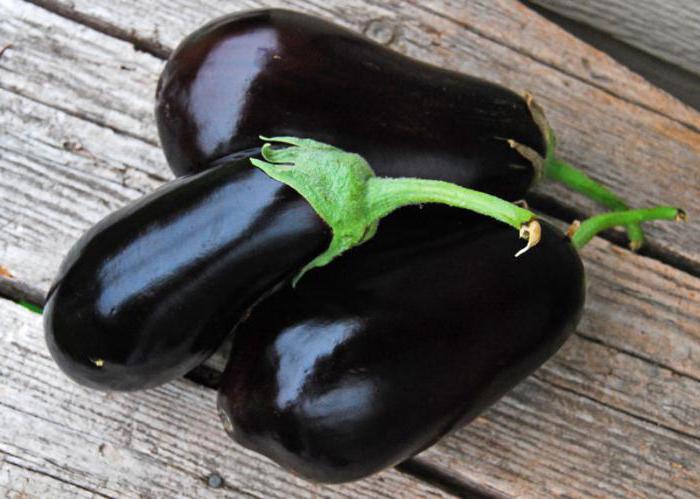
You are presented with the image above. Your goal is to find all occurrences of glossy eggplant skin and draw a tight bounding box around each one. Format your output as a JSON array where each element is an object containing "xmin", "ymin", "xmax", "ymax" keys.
[
  {"xmin": 217, "ymin": 219, "xmax": 585, "ymax": 483},
  {"xmin": 44, "ymin": 160, "xmax": 329, "ymax": 391},
  {"xmin": 156, "ymin": 8, "xmax": 544, "ymax": 205}
]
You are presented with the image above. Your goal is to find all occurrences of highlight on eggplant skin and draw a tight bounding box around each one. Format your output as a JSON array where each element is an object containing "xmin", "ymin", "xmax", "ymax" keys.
[
  {"xmin": 217, "ymin": 217, "xmax": 585, "ymax": 483},
  {"xmin": 156, "ymin": 8, "xmax": 545, "ymax": 205}
]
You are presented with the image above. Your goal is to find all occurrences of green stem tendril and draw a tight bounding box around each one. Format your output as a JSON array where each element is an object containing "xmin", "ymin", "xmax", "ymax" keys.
[
  {"xmin": 569, "ymin": 207, "xmax": 685, "ymax": 249},
  {"xmin": 509, "ymin": 93, "xmax": 645, "ymax": 250},
  {"xmin": 251, "ymin": 136, "xmax": 540, "ymax": 286}
]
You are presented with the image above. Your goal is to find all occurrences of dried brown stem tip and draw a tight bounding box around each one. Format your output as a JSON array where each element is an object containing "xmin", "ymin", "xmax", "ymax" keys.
[{"xmin": 516, "ymin": 220, "xmax": 542, "ymax": 257}]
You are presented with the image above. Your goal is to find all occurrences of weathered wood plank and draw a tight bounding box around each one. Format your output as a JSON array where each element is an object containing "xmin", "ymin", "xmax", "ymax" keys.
[
  {"xmin": 15, "ymin": 0, "xmax": 700, "ymax": 272},
  {"xmin": 420, "ymin": 374, "xmax": 699, "ymax": 498},
  {"xmin": 1, "ymin": 461, "xmax": 100, "ymax": 499},
  {"xmin": 0, "ymin": 88, "xmax": 166, "ymax": 289},
  {"xmin": 0, "ymin": 298, "xmax": 450, "ymax": 498},
  {"xmin": 412, "ymin": 0, "xmax": 699, "ymax": 126},
  {"xmin": 0, "ymin": 0, "xmax": 162, "ymax": 145},
  {"xmin": 576, "ymin": 238, "xmax": 700, "ymax": 381},
  {"xmin": 1, "ymin": 0, "xmax": 698, "ymax": 428},
  {"xmin": 530, "ymin": 0, "xmax": 700, "ymax": 78},
  {"xmin": 1, "ymin": 1, "xmax": 699, "ymax": 495},
  {"xmin": 539, "ymin": 334, "xmax": 699, "ymax": 439}
]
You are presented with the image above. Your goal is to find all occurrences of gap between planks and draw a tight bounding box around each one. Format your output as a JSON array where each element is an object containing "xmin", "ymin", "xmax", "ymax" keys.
[
  {"xmin": 526, "ymin": 191, "xmax": 699, "ymax": 279},
  {"xmin": 527, "ymin": 0, "xmax": 700, "ymax": 79},
  {"xmin": 23, "ymin": 0, "xmax": 171, "ymax": 59}
]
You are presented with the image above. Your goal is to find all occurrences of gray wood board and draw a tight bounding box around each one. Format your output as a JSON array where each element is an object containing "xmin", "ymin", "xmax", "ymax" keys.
[
  {"xmin": 9, "ymin": 0, "xmax": 700, "ymax": 272},
  {"xmin": 0, "ymin": 298, "xmax": 450, "ymax": 498},
  {"xmin": 530, "ymin": 0, "xmax": 700, "ymax": 78},
  {"xmin": 2, "ymin": 233, "xmax": 699, "ymax": 496},
  {"xmin": 1, "ymin": 0, "xmax": 699, "ymax": 496}
]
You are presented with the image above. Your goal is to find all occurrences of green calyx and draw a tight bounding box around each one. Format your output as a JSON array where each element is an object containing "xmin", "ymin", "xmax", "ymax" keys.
[
  {"xmin": 509, "ymin": 93, "xmax": 646, "ymax": 250},
  {"xmin": 251, "ymin": 136, "xmax": 540, "ymax": 286}
]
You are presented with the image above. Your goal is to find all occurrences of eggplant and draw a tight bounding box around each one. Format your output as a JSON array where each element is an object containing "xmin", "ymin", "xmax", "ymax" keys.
[
  {"xmin": 217, "ymin": 218, "xmax": 585, "ymax": 483},
  {"xmin": 44, "ymin": 159, "xmax": 329, "ymax": 390},
  {"xmin": 155, "ymin": 8, "xmax": 544, "ymax": 206}
]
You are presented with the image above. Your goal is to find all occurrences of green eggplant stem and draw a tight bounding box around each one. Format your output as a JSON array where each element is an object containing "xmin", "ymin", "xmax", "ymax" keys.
[
  {"xmin": 543, "ymin": 156, "xmax": 645, "ymax": 249},
  {"xmin": 510, "ymin": 92, "xmax": 645, "ymax": 250},
  {"xmin": 569, "ymin": 207, "xmax": 685, "ymax": 249},
  {"xmin": 251, "ymin": 136, "xmax": 540, "ymax": 285}
]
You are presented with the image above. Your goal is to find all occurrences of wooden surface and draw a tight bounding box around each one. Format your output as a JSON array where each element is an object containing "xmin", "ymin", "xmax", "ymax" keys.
[
  {"xmin": 531, "ymin": 0, "xmax": 700, "ymax": 78},
  {"xmin": 0, "ymin": 299, "xmax": 449, "ymax": 498},
  {"xmin": 0, "ymin": 0, "xmax": 698, "ymax": 497},
  {"xmin": 8, "ymin": 0, "xmax": 700, "ymax": 274}
]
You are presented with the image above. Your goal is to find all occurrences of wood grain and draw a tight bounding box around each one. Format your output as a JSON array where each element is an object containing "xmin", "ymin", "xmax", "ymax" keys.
[
  {"xmin": 0, "ymin": 0, "xmax": 163, "ymax": 145},
  {"xmin": 0, "ymin": 298, "xmax": 450, "ymax": 498},
  {"xmin": 0, "ymin": 88, "xmax": 166, "ymax": 289},
  {"xmin": 17, "ymin": 0, "xmax": 700, "ymax": 272},
  {"xmin": 420, "ymin": 374, "xmax": 699, "ymax": 498},
  {"xmin": 531, "ymin": 0, "xmax": 700, "ymax": 78},
  {"xmin": 413, "ymin": 0, "xmax": 699, "ymax": 126},
  {"xmin": 1, "ymin": 0, "xmax": 699, "ymax": 496},
  {"xmin": 576, "ymin": 239, "xmax": 700, "ymax": 381}
]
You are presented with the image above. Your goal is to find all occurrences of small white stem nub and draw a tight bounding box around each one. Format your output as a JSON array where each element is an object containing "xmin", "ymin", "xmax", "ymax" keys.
[{"xmin": 515, "ymin": 220, "xmax": 542, "ymax": 257}]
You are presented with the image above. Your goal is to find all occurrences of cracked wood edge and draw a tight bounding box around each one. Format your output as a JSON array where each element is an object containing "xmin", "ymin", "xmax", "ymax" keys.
[
  {"xmin": 0, "ymin": 298, "xmax": 450, "ymax": 499},
  {"xmin": 8, "ymin": 0, "xmax": 700, "ymax": 272},
  {"xmin": 529, "ymin": 0, "xmax": 700, "ymax": 78}
]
